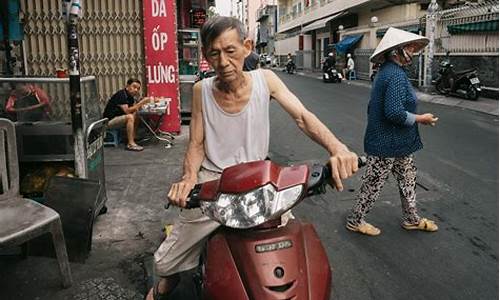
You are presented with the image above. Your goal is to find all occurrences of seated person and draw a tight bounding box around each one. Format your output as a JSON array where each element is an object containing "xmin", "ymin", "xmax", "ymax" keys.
[
  {"xmin": 103, "ymin": 78, "xmax": 151, "ymax": 152},
  {"xmin": 5, "ymin": 83, "xmax": 50, "ymax": 122}
]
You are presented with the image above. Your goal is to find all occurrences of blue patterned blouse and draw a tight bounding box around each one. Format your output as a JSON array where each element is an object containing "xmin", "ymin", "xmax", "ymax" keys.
[{"xmin": 364, "ymin": 61, "xmax": 423, "ymax": 157}]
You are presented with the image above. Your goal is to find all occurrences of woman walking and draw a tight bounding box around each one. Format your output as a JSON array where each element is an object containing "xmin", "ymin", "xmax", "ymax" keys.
[{"xmin": 346, "ymin": 28, "xmax": 439, "ymax": 236}]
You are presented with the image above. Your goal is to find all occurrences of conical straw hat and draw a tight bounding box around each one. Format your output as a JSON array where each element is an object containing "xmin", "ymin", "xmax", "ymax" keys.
[{"xmin": 370, "ymin": 27, "xmax": 429, "ymax": 63}]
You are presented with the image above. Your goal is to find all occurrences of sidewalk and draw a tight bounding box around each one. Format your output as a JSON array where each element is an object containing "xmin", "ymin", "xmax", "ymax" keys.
[
  {"xmin": 0, "ymin": 128, "xmax": 190, "ymax": 300},
  {"xmin": 290, "ymin": 68, "xmax": 499, "ymax": 116}
]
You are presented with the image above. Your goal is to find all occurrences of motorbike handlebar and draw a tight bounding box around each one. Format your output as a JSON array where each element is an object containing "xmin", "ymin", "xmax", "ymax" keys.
[
  {"xmin": 305, "ymin": 156, "xmax": 366, "ymax": 197},
  {"xmin": 184, "ymin": 184, "xmax": 203, "ymax": 209},
  {"xmin": 170, "ymin": 156, "xmax": 367, "ymax": 210}
]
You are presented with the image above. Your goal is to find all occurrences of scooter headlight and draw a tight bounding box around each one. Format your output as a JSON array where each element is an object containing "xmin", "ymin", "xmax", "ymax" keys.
[{"xmin": 200, "ymin": 184, "xmax": 303, "ymax": 229}]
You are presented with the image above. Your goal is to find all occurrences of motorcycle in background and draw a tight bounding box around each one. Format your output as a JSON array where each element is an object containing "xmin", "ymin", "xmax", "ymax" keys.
[
  {"xmin": 433, "ymin": 52, "xmax": 481, "ymax": 100},
  {"xmin": 322, "ymin": 60, "xmax": 342, "ymax": 83},
  {"xmin": 370, "ymin": 63, "xmax": 380, "ymax": 82},
  {"xmin": 285, "ymin": 59, "xmax": 296, "ymax": 74}
]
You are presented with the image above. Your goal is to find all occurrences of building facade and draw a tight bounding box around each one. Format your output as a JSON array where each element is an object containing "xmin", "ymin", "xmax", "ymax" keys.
[
  {"xmin": 275, "ymin": 0, "xmax": 498, "ymax": 90},
  {"xmin": 0, "ymin": 0, "xmax": 215, "ymax": 109},
  {"xmin": 256, "ymin": 2, "xmax": 278, "ymax": 56}
]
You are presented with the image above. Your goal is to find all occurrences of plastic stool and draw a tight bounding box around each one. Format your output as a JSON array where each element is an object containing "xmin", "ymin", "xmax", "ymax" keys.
[
  {"xmin": 348, "ymin": 70, "xmax": 357, "ymax": 80},
  {"xmin": 104, "ymin": 129, "xmax": 121, "ymax": 147}
]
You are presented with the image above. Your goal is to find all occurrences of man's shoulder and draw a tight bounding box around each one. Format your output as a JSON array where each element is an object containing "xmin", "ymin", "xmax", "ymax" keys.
[
  {"xmin": 259, "ymin": 69, "xmax": 275, "ymax": 83},
  {"xmin": 109, "ymin": 89, "xmax": 129, "ymax": 103}
]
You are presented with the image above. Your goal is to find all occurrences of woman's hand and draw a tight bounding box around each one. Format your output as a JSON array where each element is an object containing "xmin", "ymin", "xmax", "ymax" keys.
[
  {"xmin": 167, "ymin": 178, "xmax": 197, "ymax": 208},
  {"xmin": 416, "ymin": 113, "xmax": 439, "ymax": 126}
]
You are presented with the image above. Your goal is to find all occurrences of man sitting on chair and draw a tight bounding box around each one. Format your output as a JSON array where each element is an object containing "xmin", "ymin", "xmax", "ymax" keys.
[{"xmin": 103, "ymin": 78, "xmax": 151, "ymax": 152}]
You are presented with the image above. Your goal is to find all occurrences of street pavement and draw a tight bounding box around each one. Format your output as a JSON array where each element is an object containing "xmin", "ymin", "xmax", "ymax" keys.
[
  {"xmin": 291, "ymin": 68, "xmax": 499, "ymax": 116},
  {"xmin": 270, "ymin": 71, "xmax": 498, "ymax": 300},
  {"xmin": 0, "ymin": 71, "xmax": 497, "ymax": 300}
]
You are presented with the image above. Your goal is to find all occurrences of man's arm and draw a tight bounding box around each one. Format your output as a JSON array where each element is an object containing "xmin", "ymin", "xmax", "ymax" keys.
[
  {"xmin": 262, "ymin": 69, "xmax": 358, "ymax": 191},
  {"xmin": 119, "ymin": 97, "xmax": 151, "ymax": 114},
  {"xmin": 167, "ymin": 81, "xmax": 206, "ymax": 207}
]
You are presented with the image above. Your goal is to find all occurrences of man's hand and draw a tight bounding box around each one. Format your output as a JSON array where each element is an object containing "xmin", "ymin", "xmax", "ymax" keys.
[
  {"xmin": 328, "ymin": 148, "xmax": 359, "ymax": 192},
  {"xmin": 167, "ymin": 179, "xmax": 197, "ymax": 208},
  {"xmin": 139, "ymin": 97, "xmax": 152, "ymax": 105},
  {"xmin": 416, "ymin": 113, "xmax": 439, "ymax": 126}
]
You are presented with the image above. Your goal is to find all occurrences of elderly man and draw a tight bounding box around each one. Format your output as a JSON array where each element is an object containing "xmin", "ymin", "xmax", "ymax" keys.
[{"xmin": 147, "ymin": 16, "xmax": 359, "ymax": 299}]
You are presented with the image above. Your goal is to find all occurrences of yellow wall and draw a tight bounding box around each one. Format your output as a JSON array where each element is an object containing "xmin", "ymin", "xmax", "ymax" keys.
[{"xmin": 357, "ymin": 3, "xmax": 425, "ymax": 27}]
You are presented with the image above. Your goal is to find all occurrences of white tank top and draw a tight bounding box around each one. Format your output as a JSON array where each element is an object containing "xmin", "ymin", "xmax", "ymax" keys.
[{"xmin": 201, "ymin": 69, "xmax": 270, "ymax": 173}]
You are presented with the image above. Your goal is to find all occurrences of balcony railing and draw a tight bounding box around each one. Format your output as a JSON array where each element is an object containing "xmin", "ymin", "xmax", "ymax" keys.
[{"xmin": 257, "ymin": 5, "xmax": 277, "ymax": 22}]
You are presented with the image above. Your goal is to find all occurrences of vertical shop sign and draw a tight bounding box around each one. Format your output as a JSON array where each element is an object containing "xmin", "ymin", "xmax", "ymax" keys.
[{"xmin": 143, "ymin": 0, "xmax": 180, "ymax": 133}]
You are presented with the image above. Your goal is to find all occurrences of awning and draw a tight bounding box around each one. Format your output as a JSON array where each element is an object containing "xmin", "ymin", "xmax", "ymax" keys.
[
  {"xmin": 301, "ymin": 12, "xmax": 346, "ymax": 33},
  {"xmin": 376, "ymin": 25, "xmax": 420, "ymax": 38},
  {"xmin": 335, "ymin": 34, "xmax": 363, "ymax": 53},
  {"xmin": 447, "ymin": 20, "xmax": 498, "ymax": 34}
]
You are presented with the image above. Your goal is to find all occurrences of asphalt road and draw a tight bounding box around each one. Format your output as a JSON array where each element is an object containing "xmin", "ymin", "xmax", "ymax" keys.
[{"xmin": 270, "ymin": 71, "xmax": 499, "ymax": 300}]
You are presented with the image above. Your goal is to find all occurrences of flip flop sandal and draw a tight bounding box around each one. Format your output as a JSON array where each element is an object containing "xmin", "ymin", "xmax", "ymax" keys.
[
  {"xmin": 346, "ymin": 221, "xmax": 381, "ymax": 236},
  {"xmin": 126, "ymin": 144, "xmax": 144, "ymax": 152},
  {"xmin": 402, "ymin": 218, "xmax": 438, "ymax": 232}
]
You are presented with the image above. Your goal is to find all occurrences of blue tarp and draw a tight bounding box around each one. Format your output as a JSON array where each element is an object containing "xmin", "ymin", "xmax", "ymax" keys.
[{"xmin": 335, "ymin": 34, "xmax": 363, "ymax": 54}]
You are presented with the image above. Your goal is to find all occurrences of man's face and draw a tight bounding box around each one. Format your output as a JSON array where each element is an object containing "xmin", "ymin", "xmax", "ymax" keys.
[
  {"xmin": 126, "ymin": 82, "xmax": 141, "ymax": 97},
  {"xmin": 204, "ymin": 29, "xmax": 251, "ymax": 82}
]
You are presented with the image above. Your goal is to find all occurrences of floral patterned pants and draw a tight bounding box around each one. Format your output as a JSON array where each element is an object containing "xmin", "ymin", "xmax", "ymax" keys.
[{"xmin": 347, "ymin": 155, "xmax": 421, "ymax": 226}]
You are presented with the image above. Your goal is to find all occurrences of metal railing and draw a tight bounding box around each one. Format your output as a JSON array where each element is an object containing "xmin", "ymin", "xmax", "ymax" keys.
[{"xmin": 434, "ymin": 0, "xmax": 499, "ymax": 54}]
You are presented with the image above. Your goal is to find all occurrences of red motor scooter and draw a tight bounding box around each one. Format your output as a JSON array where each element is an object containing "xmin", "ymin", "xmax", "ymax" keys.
[{"xmin": 184, "ymin": 158, "xmax": 365, "ymax": 300}]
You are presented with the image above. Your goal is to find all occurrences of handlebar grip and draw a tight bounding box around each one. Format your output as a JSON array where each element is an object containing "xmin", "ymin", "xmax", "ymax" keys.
[
  {"xmin": 184, "ymin": 183, "xmax": 203, "ymax": 209},
  {"xmin": 322, "ymin": 156, "xmax": 367, "ymax": 179},
  {"xmin": 184, "ymin": 198, "xmax": 200, "ymax": 209}
]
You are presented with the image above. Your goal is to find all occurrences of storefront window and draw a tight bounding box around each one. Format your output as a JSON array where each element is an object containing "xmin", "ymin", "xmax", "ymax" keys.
[{"xmin": 178, "ymin": 29, "xmax": 201, "ymax": 76}]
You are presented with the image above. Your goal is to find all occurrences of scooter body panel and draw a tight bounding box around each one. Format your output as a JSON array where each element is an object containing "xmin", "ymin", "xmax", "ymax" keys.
[
  {"xmin": 203, "ymin": 219, "xmax": 331, "ymax": 300},
  {"xmin": 202, "ymin": 233, "xmax": 250, "ymax": 300}
]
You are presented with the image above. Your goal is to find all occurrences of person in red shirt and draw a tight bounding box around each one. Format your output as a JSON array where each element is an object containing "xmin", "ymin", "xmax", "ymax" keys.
[{"xmin": 5, "ymin": 84, "xmax": 50, "ymax": 122}]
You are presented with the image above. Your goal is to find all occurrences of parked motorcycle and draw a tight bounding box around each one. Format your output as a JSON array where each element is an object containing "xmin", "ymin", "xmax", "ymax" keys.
[
  {"xmin": 323, "ymin": 66, "xmax": 342, "ymax": 83},
  {"xmin": 433, "ymin": 52, "xmax": 481, "ymax": 100},
  {"xmin": 285, "ymin": 59, "xmax": 296, "ymax": 74},
  {"xmin": 182, "ymin": 157, "xmax": 366, "ymax": 299}
]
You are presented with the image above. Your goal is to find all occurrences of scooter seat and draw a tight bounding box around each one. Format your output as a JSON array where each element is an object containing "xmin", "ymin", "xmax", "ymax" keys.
[{"xmin": 455, "ymin": 68, "xmax": 476, "ymax": 75}]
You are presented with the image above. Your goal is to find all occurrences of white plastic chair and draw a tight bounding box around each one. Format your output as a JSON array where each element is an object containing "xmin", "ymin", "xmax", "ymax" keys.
[{"xmin": 0, "ymin": 118, "xmax": 72, "ymax": 288}]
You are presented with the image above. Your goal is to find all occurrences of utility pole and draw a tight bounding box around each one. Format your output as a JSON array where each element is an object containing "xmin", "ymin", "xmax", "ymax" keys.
[
  {"xmin": 424, "ymin": 0, "xmax": 439, "ymax": 89},
  {"xmin": 63, "ymin": 0, "xmax": 86, "ymax": 178}
]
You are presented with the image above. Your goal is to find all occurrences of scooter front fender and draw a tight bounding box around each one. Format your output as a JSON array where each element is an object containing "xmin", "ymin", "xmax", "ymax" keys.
[{"xmin": 203, "ymin": 219, "xmax": 332, "ymax": 300}]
